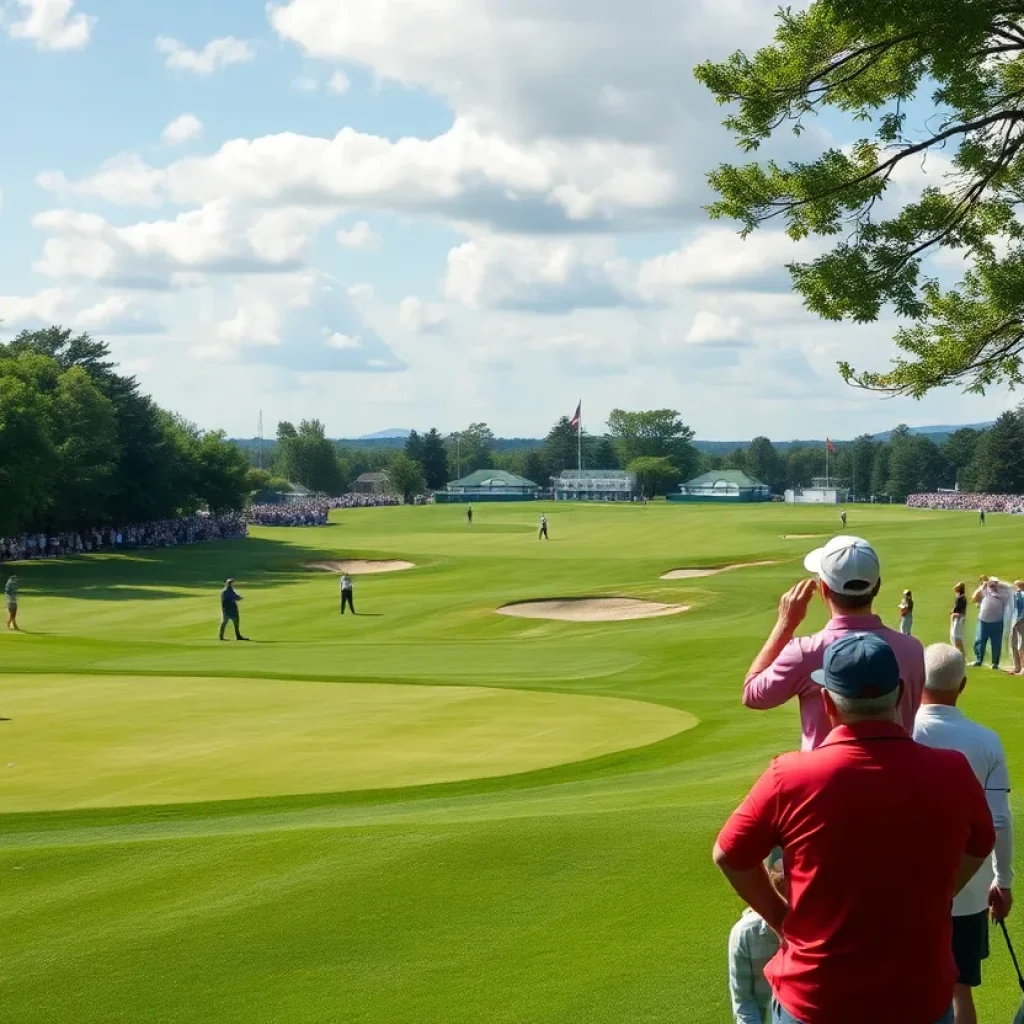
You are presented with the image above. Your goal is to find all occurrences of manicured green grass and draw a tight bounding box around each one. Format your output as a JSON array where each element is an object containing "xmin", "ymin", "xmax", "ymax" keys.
[{"xmin": 2, "ymin": 502, "xmax": 1023, "ymax": 1022}]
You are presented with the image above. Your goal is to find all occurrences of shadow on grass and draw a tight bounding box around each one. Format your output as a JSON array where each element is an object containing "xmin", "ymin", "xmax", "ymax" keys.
[{"xmin": 3, "ymin": 535, "xmax": 361, "ymax": 601}]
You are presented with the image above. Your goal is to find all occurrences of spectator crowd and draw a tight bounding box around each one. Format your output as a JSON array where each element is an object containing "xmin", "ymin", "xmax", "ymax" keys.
[
  {"xmin": 722, "ymin": 535, "xmax": 1017, "ymax": 1024},
  {"xmin": 0, "ymin": 514, "xmax": 247, "ymax": 563},
  {"xmin": 909, "ymin": 492, "xmax": 1024, "ymax": 514},
  {"xmin": 248, "ymin": 502, "xmax": 330, "ymax": 527},
  {"xmin": 326, "ymin": 493, "xmax": 402, "ymax": 509}
]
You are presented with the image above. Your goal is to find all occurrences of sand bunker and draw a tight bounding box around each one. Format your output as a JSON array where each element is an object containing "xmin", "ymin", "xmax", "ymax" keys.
[
  {"xmin": 307, "ymin": 559, "xmax": 415, "ymax": 575},
  {"xmin": 497, "ymin": 598, "xmax": 689, "ymax": 622},
  {"xmin": 782, "ymin": 534, "xmax": 824, "ymax": 540},
  {"xmin": 661, "ymin": 560, "xmax": 780, "ymax": 581}
]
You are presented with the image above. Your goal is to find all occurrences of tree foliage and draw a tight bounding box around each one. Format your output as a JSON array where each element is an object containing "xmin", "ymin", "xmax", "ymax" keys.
[
  {"xmin": 0, "ymin": 327, "xmax": 250, "ymax": 535},
  {"xmin": 274, "ymin": 419, "xmax": 345, "ymax": 494},
  {"xmin": 387, "ymin": 452, "xmax": 426, "ymax": 503},
  {"xmin": 627, "ymin": 456, "xmax": 680, "ymax": 497},
  {"xmin": 607, "ymin": 409, "xmax": 699, "ymax": 480},
  {"xmin": 696, "ymin": 0, "xmax": 1024, "ymax": 395}
]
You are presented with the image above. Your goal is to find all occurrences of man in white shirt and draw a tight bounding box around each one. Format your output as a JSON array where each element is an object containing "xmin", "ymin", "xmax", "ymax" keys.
[
  {"xmin": 340, "ymin": 573, "xmax": 354, "ymax": 615},
  {"xmin": 972, "ymin": 577, "xmax": 1013, "ymax": 669},
  {"xmin": 914, "ymin": 643, "xmax": 1014, "ymax": 1024},
  {"xmin": 727, "ymin": 852, "xmax": 783, "ymax": 1023}
]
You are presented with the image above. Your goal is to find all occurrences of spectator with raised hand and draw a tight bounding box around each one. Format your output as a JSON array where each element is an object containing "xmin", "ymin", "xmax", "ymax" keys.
[
  {"xmin": 743, "ymin": 536, "xmax": 925, "ymax": 750},
  {"xmin": 915, "ymin": 644, "xmax": 1014, "ymax": 1024},
  {"xmin": 972, "ymin": 577, "xmax": 1012, "ymax": 670},
  {"xmin": 718, "ymin": 633, "xmax": 996, "ymax": 1024},
  {"xmin": 951, "ymin": 583, "xmax": 968, "ymax": 655}
]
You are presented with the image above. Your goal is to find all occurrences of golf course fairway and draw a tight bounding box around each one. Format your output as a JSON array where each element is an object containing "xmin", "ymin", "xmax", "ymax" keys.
[
  {"xmin": 0, "ymin": 674, "xmax": 695, "ymax": 811},
  {"xmin": 3, "ymin": 501, "xmax": 1024, "ymax": 1023}
]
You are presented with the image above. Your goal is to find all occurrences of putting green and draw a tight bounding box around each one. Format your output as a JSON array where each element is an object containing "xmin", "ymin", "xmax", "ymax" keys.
[{"xmin": 0, "ymin": 674, "xmax": 696, "ymax": 812}]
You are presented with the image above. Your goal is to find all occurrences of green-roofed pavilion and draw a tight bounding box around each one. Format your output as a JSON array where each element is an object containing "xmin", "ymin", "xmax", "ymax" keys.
[
  {"xmin": 669, "ymin": 470, "xmax": 772, "ymax": 504},
  {"xmin": 438, "ymin": 469, "xmax": 541, "ymax": 503}
]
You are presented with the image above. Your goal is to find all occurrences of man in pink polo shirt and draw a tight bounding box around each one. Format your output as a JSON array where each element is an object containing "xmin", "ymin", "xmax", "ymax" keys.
[{"xmin": 743, "ymin": 536, "xmax": 925, "ymax": 749}]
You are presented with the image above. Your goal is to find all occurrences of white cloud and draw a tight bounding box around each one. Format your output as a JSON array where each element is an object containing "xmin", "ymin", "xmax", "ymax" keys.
[
  {"xmin": 292, "ymin": 75, "xmax": 319, "ymax": 92},
  {"xmin": 347, "ymin": 283, "xmax": 374, "ymax": 302},
  {"xmin": 685, "ymin": 311, "xmax": 749, "ymax": 346},
  {"xmin": 637, "ymin": 229, "xmax": 819, "ymax": 299},
  {"xmin": 325, "ymin": 331, "xmax": 361, "ymax": 349},
  {"xmin": 7, "ymin": 0, "xmax": 95, "ymax": 51},
  {"xmin": 162, "ymin": 114, "xmax": 204, "ymax": 146},
  {"xmin": 155, "ymin": 35, "xmax": 254, "ymax": 75},
  {"xmin": 327, "ymin": 70, "xmax": 350, "ymax": 95},
  {"xmin": 445, "ymin": 234, "xmax": 636, "ymax": 312},
  {"xmin": 336, "ymin": 220, "xmax": 381, "ymax": 250},
  {"xmin": 399, "ymin": 296, "xmax": 446, "ymax": 333},
  {"xmin": 32, "ymin": 202, "xmax": 337, "ymax": 286},
  {"xmin": 72, "ymin": 295, "xmax": 164, "ymax": 334},
  {"xmin": 37, "ymin": 154, "xmax": 167, "ymax": 207},
  {"xmin": 40, "ymin": 120, "xmax": 681, "ymax": 232},
  {"xmin": 0, "ymin": 287, "xmax": 74, "ymax": 328}
]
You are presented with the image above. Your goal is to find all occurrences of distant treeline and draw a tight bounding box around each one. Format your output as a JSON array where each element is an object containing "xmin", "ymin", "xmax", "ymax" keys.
[{"xmin": 238, "ymin": 409, "xmax": 1024, "ymax": 503}]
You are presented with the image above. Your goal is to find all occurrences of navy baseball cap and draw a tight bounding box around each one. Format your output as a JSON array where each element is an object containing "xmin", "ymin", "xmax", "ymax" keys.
[{"xmin": 810, "ymin": 633, "xmax": 900, "ymax": 699}]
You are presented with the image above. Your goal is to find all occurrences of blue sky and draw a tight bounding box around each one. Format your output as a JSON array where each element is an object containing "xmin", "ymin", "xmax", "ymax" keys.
[{"xmin": 0, "ymin": 0, "xmax": 1014, "ymax": 439}]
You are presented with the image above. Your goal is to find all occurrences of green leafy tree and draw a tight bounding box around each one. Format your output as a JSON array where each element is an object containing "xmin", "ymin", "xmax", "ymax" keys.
[
  {"xmin": 521, "ymin": 448, "xmax": 550, "ymax": 486},
  {"xmin": 589, "ymin": 436, "xmax": 619, "ymax": 470},
  {"xmin": 246, "ymin": 468, "xmax": 273, "ymax": 494},
  {"xmin": 627, "ymin": 456, "xmax": 680, "ymax": 498},
  {"xmin": 192, "ymin": 430, "xmax": 251, "ymax": 513},
  {"xmin": 387, "ymin": 452, "xmax": 426, "ymax": 502},
  {"xmin": 0, "ymin": 368, "xmax": 57, "ymax": 535},
  {"xmin": 848, "ymin": 435, "xmax": 877, "ymax": 500},
  {"xmin": 871, "ymin": 445, "xmax": 891, "ymax": 498},
  {"xmin": 276, "ymin": 420, "xmax": 344, "ymax": 493},
  {"xmin": 49, "ymin": 367, "xmax": 121, "ymax": 528},
  {"xmin": 544, "ymin": 417, "xmax": 579, "ymax": 475},
  {"xmin": 969, "ymin": 410, "xmax": 1024, "ymax": 492},
  {"xmin": 447, "ymin": 423, "xmax": 495, "ymax": 478},
  {"xmin": 696, "ymin": 2, "xmax": 1024, "ymax": 395},
  {"xmin": 607, "ymin": 409, "xmax": 699, "ymax": 480},
  {"xmin": 944, "ymin": 428, "xmax": 983, "ymax": 489},
  {"xmin": 745, "ymin": 437, "xmax": 782, "ymax": 491},
  {"xmin": 420, "ymin": 429, "xmax": 450, "ymax": 490},
  {"xmin": 404, "ymin": 430, "xmax": 425, "ymax": 467},
  {"xmin": 786, "ymin": 445, "xmax": 826, "ymax": 487}
]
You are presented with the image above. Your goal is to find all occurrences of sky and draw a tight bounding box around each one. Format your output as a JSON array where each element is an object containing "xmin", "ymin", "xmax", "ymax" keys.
[{"xmin": 0, "ymin": 0, "xmax": 1015, "ymax": 440}]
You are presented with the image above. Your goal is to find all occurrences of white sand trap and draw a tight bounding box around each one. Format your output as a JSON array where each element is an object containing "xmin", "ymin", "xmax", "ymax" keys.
[
  {"xmin": 498, "ymin": 597, "xmax": 689, "ymax": 622},
  {"xmin": 307, "ymin": 559, "xmax": 415, "ymax": 575},
  {"xmin": 660, "ymin": 560, "xmax": 780, "ymax": 580},
  {"xmin": 782, "ymin": 534, "xmax": 824, "ymax": 540}
]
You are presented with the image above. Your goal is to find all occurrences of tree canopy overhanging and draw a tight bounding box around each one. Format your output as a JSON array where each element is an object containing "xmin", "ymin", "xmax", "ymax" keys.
[{"xmin": 695, "ymin": 0, "xmax": 1024, "ymax": 396}]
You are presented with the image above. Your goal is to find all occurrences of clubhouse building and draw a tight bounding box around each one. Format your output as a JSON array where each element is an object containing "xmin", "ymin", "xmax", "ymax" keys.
[
  {"xmin": 437, "ymin": 469, "xmax": 541, "ymax": 503},
  {"xmin": 553, "ymin": 470, "xmax": 637, "ymax": 502},
  {"xmin": 669, "ymin": 470, "xmax": 773, "ymax": 504}
]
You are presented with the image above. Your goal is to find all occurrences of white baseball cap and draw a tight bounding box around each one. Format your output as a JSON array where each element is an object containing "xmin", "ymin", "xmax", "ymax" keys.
[{"xmin": 803, "ymin": 535, "xmax": 881, "ymax": 596}]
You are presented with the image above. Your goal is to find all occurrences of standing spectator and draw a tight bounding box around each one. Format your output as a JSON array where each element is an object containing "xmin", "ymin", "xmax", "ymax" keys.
[
  {"xmin": 951, "ymin": 583, "xmax": 968, "ymax": 655},
  {"xmin": 219, "ymin": 578, "xmax": 247, "ymax": 641},
  {"xmin": 973, "ymin": 577, "xmax": 1011, "ymax": 669},
  {"xmin": 980, "ymin": 509, "xmax": 987, "ymax": 525},
  {"xmin": 1012, "ymin": 582, "xmax": 1024, "ymax": 675},
  {"xmin": 5, "ymin": 575, "xmax": 19, "ymax": 631},
  {"xmin": 539, "ymin": 514, "xmax": 549, "ymax": 541},
  {"xmin": 899, "ymin": 589, "xmax": 914, "ymax": 636},
  {"xmin": 915, "ymin": 644, "xmax": 1014, "ymax": 1024},
  {"xmin": 340, "ymin": 573, "xmax": 355, "ymax": 615},
  {"xmin": 467, "ymin": 505, "xmax": 473, "ymax": 526},
  {"xmin": 729, "ymin": 852, "xmax": 784, "ymax": 1024},
  {"xmin": 743, "ymin": 536, "xmax": 925, "ymax": 750},
  {"xmin": 716, "ymin": 633, "xmax": 996, "ymax": 1024},
  {"xmin": 840, "ymin": 509, "xmax": 847, "ymax": 529}
]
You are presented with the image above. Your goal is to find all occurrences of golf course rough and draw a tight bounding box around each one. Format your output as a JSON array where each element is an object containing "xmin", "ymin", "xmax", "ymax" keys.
[
  {"xmin": 0, "ymin": 674, "xmax": 696, "ymax": 811},
  {"xmin": 3, "ymin": 502, "xmax": 1023, "ymax": 1024}
]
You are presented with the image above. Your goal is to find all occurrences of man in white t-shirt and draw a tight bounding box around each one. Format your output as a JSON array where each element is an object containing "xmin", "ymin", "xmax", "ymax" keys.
[
  {"xmin": 915, "ymin": 644, "xmax": 1014, "ymax": 1024},
  {"xmin": 973, "ymin": 577, "xmax": 1012, "ymax": 669}
]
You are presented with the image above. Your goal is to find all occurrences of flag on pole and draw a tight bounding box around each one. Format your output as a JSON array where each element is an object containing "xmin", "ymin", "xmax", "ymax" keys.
[
  {"xmin": 826, "ymin": 437, "xmax": 836, "ymax": 454},
  {"xmin": 569, "ymin": 401, "xmax": 582, "ymax": 429}
]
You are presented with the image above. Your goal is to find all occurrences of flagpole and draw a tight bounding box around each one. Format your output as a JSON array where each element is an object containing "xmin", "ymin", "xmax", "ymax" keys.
[
  {"xmin": 577, "ymin": 401, "xmax": 582, "ymax": 473},
  {"xmin": 826, "ymin": 440, "xmax": 830, "ymax": 490}
]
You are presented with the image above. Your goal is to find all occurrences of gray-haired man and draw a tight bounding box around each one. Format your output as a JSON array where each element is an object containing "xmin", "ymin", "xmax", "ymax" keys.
[{"xmin": 915, "ymin": 643, "xmax": 1014, "ymax": 1024}]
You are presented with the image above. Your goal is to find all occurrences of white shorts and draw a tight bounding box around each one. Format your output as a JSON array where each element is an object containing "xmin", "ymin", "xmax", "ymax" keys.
[{"xmin": 951, "ymin": 618, "xmax": 965, "ymax": 643}]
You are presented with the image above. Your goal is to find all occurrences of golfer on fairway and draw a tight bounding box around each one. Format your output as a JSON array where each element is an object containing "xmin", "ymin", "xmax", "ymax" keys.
[
  {"xmin": 5, "ymin": 574, "xmax": 19, "ymax": 631},
  {"xmin": 340, "ymin": 573, "xmax": 355, "ymax": 615},
  {"xmin": 219, "ymin": 578, "xmax": 247, "ymax": 641}
]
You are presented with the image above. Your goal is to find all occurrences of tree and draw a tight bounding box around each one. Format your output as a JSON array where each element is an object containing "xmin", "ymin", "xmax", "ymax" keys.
[
  {"xmin": 627, "ymin": 456, "xmax": 680, "ymax": 498},
  {"xmin": 404, "ymin": 430, "xmax": 425, "ymax": 466},
  {"xmin": 544, "ymin": 417, "xmax": 579, "ymax": 475},
  {"xmin": 387, "ymin": 452, "xmax": 426, "ymax": 503},
  {"xmin": 246, "ymin": 468, "xmax": 273, "ymax": 494},
  {"xmin": 49, "ymin": 367, "xmax": 121, "ymax": 528},
  {"xmin": 420, "ymin": 429, "xmax": 449, "ymax": 490},
  {"xmin": 786, "ymin": 445, "xmax": 826, "ymax": 487},
  {"xmin": 447, "ymin": 423, "xmax": 495, "ymax": 478},
  {"xmin": 847, "ymin": 435, "xmax": 877, "ymax": 500},
  {"xmin": 871, "ymin": 445, "xmax": 891, "ymax": 498},
  {"xmin": 521, "ymin": 448, "xmax": 550, "ymax": 486},
  {"xmin": 696, "ymin": 2, "xmax": 1024, "ymax": 396},
  {"xmin": 607, "ymin": 409, "xmax": 699, "ymax": 480},
  {"xmin": 589, "ymin": 436, "xmax": 619, "ymax": 470},
  {"xmin": 943, "ymin": 428, "xmax": 983, "ymax": 488},
  {"xmin": 276, "ymin": 419, "xmax": 344, "ymax": 493},
  {"xmin": 969, "ymin": 410, "xmax": 1024, "ymax": 492},
  {"xmin": 745, "ymin": 437, "xmax": 782, "ymax": 491},
  {"xmin": 0, "ymin": 369, "xmax": 57, "ymax": 535}
]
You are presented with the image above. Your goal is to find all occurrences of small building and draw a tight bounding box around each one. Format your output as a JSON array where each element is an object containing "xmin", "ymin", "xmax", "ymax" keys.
[
  {"xmin": 554, "ymin": 469, "xmax": 636, "ymax": 502},
  {"xmin": 785, "ymin": 478, "xmax": 849, "ymax": 505},
  {"xmin": 282, "ymin": 483, "xmax": 313, "ymax": 505},
  {"xmin": 669, "ymin": 470, "xmax": 772, "ymax": 504},
  {"xmin": 438, "ymin": 469, "xmax": 540, "ymax": 503},
  {"xmin": 354, "ymin": 472, "xmax": 391, "ymax": 495}
]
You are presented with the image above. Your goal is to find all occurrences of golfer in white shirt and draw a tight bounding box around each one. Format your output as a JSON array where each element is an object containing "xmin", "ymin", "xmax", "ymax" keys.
[{"xmin": 914, "ymin": 644, "xmax": 1014, "ymax": 1024}]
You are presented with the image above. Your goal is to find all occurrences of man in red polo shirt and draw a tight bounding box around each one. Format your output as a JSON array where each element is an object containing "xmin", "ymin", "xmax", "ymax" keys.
[{"xmin": 715, "ymin": 633, "xmax": 995, "ymax": 1024}]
